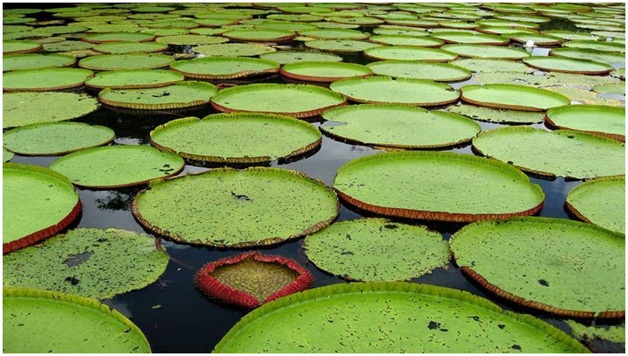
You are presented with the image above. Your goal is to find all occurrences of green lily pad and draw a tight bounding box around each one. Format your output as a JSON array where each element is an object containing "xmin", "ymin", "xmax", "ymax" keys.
[
  {"xmin": 155, "ymin": 34, "xmax": 228, "ymax": 45},
  {"xmin": 49, "ymin": 145, "xmax": 184, "ymax": 189},
  {"xmin": 472, "ymin": 126, "xmax": 625, "ymax": 179},
  {"xmin": 368, "ymin": 34, "xmax": 444, "ymax": 47},
  {"xmin": 189, "ymin": 27, "xmax": 226, "ymax": 36},
  {"xmin": 3, "ymin": 92, "xmax": 99, "ymax": 129},
  {"xmin": 3, "ymin": 122, "xmax": 114, "ymax": 156},
  {"xmin": 566, "ymin": 320, "xmax": 626, "ymax": 344},
  {"xmin": 373, "ymin": 26, "xmax": 429, "ymax": 37},
  {"xmin": 546, "ymin": 105, "xmax": 624, "ymax": 141},
  {"xmin": 280, "ymin": 61, "xmax": 372, "ymax": 83},
  {"xmin": 447, "ymin": 104, "xmax": 545, "ymax": 124},
  {"xmin": 255, "ymin": 22, "xmax": 317, "ymax": 32},
  {"xmin": 476, "ymin": 19, "xmax": 539, "ymax": 29},
  {"xmin": 523, "ymin": 56, "xmax": 614, "ymax": 75},
  {"xmin": 4, "ymin": 227, "xmax": 169, "ymax": 299},
  {"xmin": 260, "ymin": 50, "xmax": 342, "ymax": 64},
  {"xmin": 194, "ymin": 17, "xmax": 239, "ymax": 27},
  {"xmin": 385, "ymin": 19, "xmax": 440, "ymax": 28},
  {"xmin": 431, "ymin": 31, "xmax": 510, "ymax": 45},
  {"xmin": 304, "ymin": 218, "xmax": 449, "ymax": 281},
  {"xmin": 170, "ymin": 56, "xmax": 280, "ymax": 80},
  {"xmin": 303, "ymin": 39, "xmax": 381, "ymax": 53},
  {"xmin": 330, "ymin": 76, "xmax": 460, "ymax": 107},
  {"xmin": 3, "ymin": 163, "xmax": 81, "ymax": 254},
  {"xmin": 441, "ymin": 44, "xmax": 530, "ymax": 59},
  {"xmin": 494, "ymin": 13, "xmax": 551, "ymax": 23},
  {"xmin": 3, "ymin": 40, "xmax": 42, "ymax": 55},
  {"xmin": 3, "ymin": 67, "xmax": 93, "ymax": 92},
  {"xmin": 267, "ymin": 14, "xmax": 323, "ymax": 22},
  {"xmin": 223, "ymin": 29, "xmax": 297, "ymax": 43},
  {"xmin": 328, "ymin": 16, "xmax": 384, "ymax": 26},
  {"xmin": 593, "ymin": 83, "xmax": 626, "ymax": 95},
  {"xmin": 210, "ymin": 83, "xmax": 346, "ymax": 118},
  {"xmin": 85, "ymin": 69, "xmax": 184, "ymax": 90},
  {"xmin": 150, "ymin": 113, "xmax": 321, "ymax": 163},
  {"xmin": 321, "ymin": 104, "xmax": 479, "ymax": 148},
  {"xmin": 4, "ymin": 288, "xmax": 151, "ymax": 353},
  {"xmin": 312, "ymin": 21, "xmax": 360, "ymax": 29},
  {"xmin": 451, "ymin": 58, "xmax": 532, "ymax": 73},
  {"xmin": 364, "ymin": 45, "xmax": 458, "ymax": 62},
  {"xmin": 461, "ymin": 84, "xmax": 571, "ymax": 111},
  {"xmin": 3, "ymin": 147, "xmax": 14, "ymax": 162},
  {"xmin": 92, "ymin": 41, "xmax": 168, "ymax": 54},
  {"xmin": 333, "ymin": 151, "xmax": 544, "ymax": 222},
  {"xmin": 366, "ymin": 60, "xmax": 471, "ymax": 82},
  {"xmin": 194, "ymin": 43, "xmax": 276, "ymax": 57},
  {"xmin": 299, "ymin": 29, "xmax": 369, "ymax": 40},
  {"xmin": 42, "ymin": 40, "xmax": 94, "ymax": 52},
  {"xmin": 99, "ymin": 81, "xmax": 217, "ymax": 110},
  {"xmin": 541, "ymin": 30, "xmax": 596, "ymax": 41},
  {"xmin": 508, "ymin": 33, "xmax": 564, "ymax": 46},
  {"xmin": 566, "ymin": 176, "xmax": 625, "ymax": 234},
  {"xmin": 132, "ymin": 167, "xmax": 339, "ymax": 248},
  {"xmin": 450, "ymin": 217, "xmax": 625, "ymax": 318},
  {"xmin": 477, "ymin": 26, "xmax": 538, "ymax": 36},
  {"xmin": 564, "ymin": 40, "xmax": 625, "ymax": 53},
  {"xmin": 214, "ymin": 282, "xmax": 587, "ymax": 353},
  {"xmin": 78, "ymin": 54, "xmax": 174, "ymax": 71},
  {"xmin": 3, "ymin": 53, "xmax": 75, "ymax": 71},
  {"xmin": 81, "ymin": 32, "xmax": 156, "ymax": 43}
]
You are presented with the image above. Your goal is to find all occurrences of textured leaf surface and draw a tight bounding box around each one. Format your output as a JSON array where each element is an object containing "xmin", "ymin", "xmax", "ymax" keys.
[
  {"xmin": 364, "ymin": 45, "xmax": 458, "ymax": 61},
  {"xmin": 4, "ymin": 228, "xmax": 169, "ymax": 299},
  {"xmin": 566, "ymin": 320, "xmax": 625, "ymax": 344},
  {"xmin": 260, "ymin": 50, "xmax": 342, "ymax": 64},
  {"xmin": 3, "ymin": 67, "xmax": 93, "ymax": 91},
  {"xmin": 450, "ymin": 217, "xmax": 625, "ymax": 317},
  {"xmin": 132, "ymin": 167, "xmax": 339, "ymax": 248},
  {"xmin": 303, "ymin": 39, "xmax": 382, "ymax": 53},
  {"xmin": 3, "ymin": 53, "xmax": 75, "ymax": 71},
  {"xmin": 304, "ymin": 218, "xmax": 449, "ymax": 281},
  {"xmin": 369, "ymin": 34, "xmax": 443, "ymax": 47},
  {"xmin": 546, "ymin": 105, "xmax": 624, "ymax": 140},
  {"xmin": 92, "ymin": 41, "xmax": 168, "ymax": 54},
  {"xmin": 566, "ymin": 176, "xmax": 625, "ymax": 234},
  {"xmin": 451, "ymin": 58, "xmax": 532, "ymax": 73},
  {"xmin": 550, "ymin": 47, "xmax": 625, "ymax": 66},
  {"xmin": 78, "ymin": 54, "xmax": 174, "ymax": 70},
  {"xmin": 3, "ymin": 147, "xmax": 14, "ymax": 162},
  {"xmin": 3, "ymin": 92, "xmax": 99, "ymax": 129},
  {"xmin": 4, "ymin": 288, "xmax": 151, "ymax": 353},
  {"xmin": 194, "ymin": 43, "xmax": 276, "ymax": 57},
  {"xmin": 82, "ymin": 32, "xmax": 155, "ymax": 43},
  {"xmin": 523, "ymin": 56, "xmax": 613, "ymax": 75},
  {"xmin": 214, "ymin": 282, "xmax": 588, "ymax": 353},
  {"xmin": 170, "ymin": 56, "xmax": 279, "ymax": 79},
  {"xmin": 155, "ymin": 34, "xmax": 228, "ymax": 45},
  {"xmin": 461, "ymin": 84, "xmax": 570, "ymax": 111},
  {"xmin": 447, "ymin": 104, "xmax": 544, "ymax": 124},
  {"xmin": 441, "ymin": 44, "xmax": 530, "ymax": 59},
  {"xmin": 98, "ymin": 81, "xmax": 217, "ymax": 110},
  {"xmin": 281, "ymin": 61, "xmax": 371, "ymax": 82},
  {"xmin": 3, "ymin": 40, "xmax": 42, "ymax": 55},
  {"xmin": 366, "ymin": 60, "xmax": 471, "ymax": 81},
  {"xmin": 473, "ymin": 126, "xmax": 625, "ymax": 179},
  {"xmin": 85, "ymin": 69, "xmax": 184, "ymax": 89}
]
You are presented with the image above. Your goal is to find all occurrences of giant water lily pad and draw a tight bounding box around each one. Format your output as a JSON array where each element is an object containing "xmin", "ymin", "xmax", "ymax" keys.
[
  {"xmin": 170, "ymin": 56, "xmax": 280, "ymax": 80},
  {"xmin": 564, "ymin": 40, "xmax": 625, "ymax": 53},
  {"xmin": 223, "ymin": 29, "xmax": 296, "ymax": 43},
  {"xmin": 85, "ymin": 69, "xmax": 184, "ymax": 90},
  {"xmin": 550, "ymin": 47, "xmax": 625, "ymax": 66},
  {"xmin": 299, "ymin": 29, "xmax": 369, "ymax": 40},
  {"xmin": 260, "ymin": 50, "xmax": 342, "ymax": 64},
  {"xmin": 150, "ymin": 113, "xmax": 321, "ymax": 163},
  {"xmin": 214, "ymin": 282, "xmax": 588, "ymax": 353},
  {"xmin": 523, "ymin": 56, "xmax": 614, "ymax": 75},
  {"xmin": 545, "ymin": 105, "xmax": 625, "ymax": 141},
  {"xmin": 472, "ymin": 126, "xmax": 625, "ymax": 179},
  {"xmin": 3, "ymin": 122, "xmax": 114, "ymax": 156},
  {"xmin": 280, "ymin": 61, "xmax": 372, "ymax": 83},
  {"xmin": 330, "ymin": 76, "xmax": 460, "ymax": 107},
  {"xmin": 132, "ymin": 167, "xmax": 339, "ymax": 248},
  {"xmin": 210, "ymin": 83, "xmax": 346, "ymax": 118},
  {"xmin": 461, "ymin": 84, "xmax": 571, "ymax": 111},
  {"xmin": 3, "ymin": 228, "xmax": 169, "ymax": 299},
  {"xmin": 566, "ymin": 176, "xmax": 625, "ymax": 234},
  {"xmin": 82, "ymin": 32, "xmax": 156, "ymax": 43},
  {"xmin": 3, "ymin": 148, "xmax": 14, "ymax": 162},
  {"xmin": 3, "ymin": 53, "xmax": 75, "ymax": 71},
  {"xmin": 3, "ymin": 163, "xmax": 81, "ymax": 254},
  {"xmin": 333, "ymin": 151, "xmax": 544, "ymax": 222},
  {"xmin": 304, "ymin": 218, "xmax": 449, "ymax": 281},
  {"xmin": 452, "ymin": 58, "xmax": 532, "ymax": 73},
  {"xmin": 441, "ymin": 44, "xmax": 530, "ymax": 59},
  {"xmin": 3, "ymin": 68, "xmax": 93, "ymax": 92},
  {"xmin": 447, "ymin": 104, "xmax": 545, "ymax": 124},
  {"xmin": 92, "ymin": 41, "xmax": 169, "ymax": 54},
  {"xmin": 321, "ymin": 104, "xmax": 479, "ymax": 148},
  {"xmin": 194, "ymin": 43, "xmax": 276, "ymax": 57},
  {"xmin": 155, "ymin": 34, "xmax": 228, "ymax": 45},
  {"xmin": 4, "ymin": 288, "xmax": 151, "ymax": 353},
  {"xmin": 304, "ymin": 39, "xmax": 381, "ymax": 53},
  {"xmin": 3, "ymin": 40, "xmax": 42, "ymax": 55},
  {"xmin": 49, "ymin": 145, "xmax": 184, "ymax": 189},
  {"xmin": 450, "ymin": 217, "xmax": 625, "ymax": 318},
  {"xmin": 3, "ymin": 92, "xmax": 99, "ymax": 129},
  {"xmin": 431, "ymin": 31, "xmax": 510, "ymax": 45},
  {"xmin": 99, "ymin": 81, "xmax": 217, "ymax": 110},
  {"xmin": 78, "ymin": 54, "xmax": 174, "ymax": 71},
  {"xmin": 369, "ymin": 34, "xmax": 444, "ymax": 47},
  {"xmin": 195, "ymin": 251, "xmax": 313, "ymax": 308},
  {"xmin": 366, "ymin": 60, "xmax": 471, "ymax": 82},
  {"xmin": 364, "ymin": 45, "xmax": 458, "ymax": 62}
]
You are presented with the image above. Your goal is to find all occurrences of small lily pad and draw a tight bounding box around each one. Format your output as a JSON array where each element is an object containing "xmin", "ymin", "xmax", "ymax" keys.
[{"xmin": 566, "ymin": 176, "xmax": 625, "ymax": 234}]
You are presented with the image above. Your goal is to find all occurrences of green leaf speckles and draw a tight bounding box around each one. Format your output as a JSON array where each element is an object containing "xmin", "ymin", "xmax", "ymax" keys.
[
  {"xmin": 460, "ymin": 84, "xmax": 570, "ymax": 111},
  {"xmin": 3, "ymin": 92, "xmax": 99, "ymax": 129},
  {"xmin": 566, "ymin": 176, "xmax": 625, "ymax": 234}
]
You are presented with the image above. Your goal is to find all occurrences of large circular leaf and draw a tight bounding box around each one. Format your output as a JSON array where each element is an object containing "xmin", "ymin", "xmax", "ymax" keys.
[
  {"xmin": 222, "ymin": 29, "xmax": 297, "ymax": 43},
  {"xmin": 545, "ymin": 105, "xmax": 624, "ymax": 141},
  {"xmin": 472, "ymin": 126, "xmax": 625, "ymax": 179},
  {"xmin": 550, "ymin": 47, "xmax": 625, "ymax": 66},
  {"xmin": 3, "ymin": 40, "xmax": 42, "ymax": 55},
  {"xmin": 321, "ymin": 104, "xmax": 480, "ymax": 148},
  {"xmin": 49, "ymin": 145, "xmax": 184, "ymax": 189},
  {"xmin": 441, "ymin": 44, "xmax": 530, "ymax": 59},
  {"xmin": 333, "ymin": 151, "xmax": 544, "ymax": 222},
  {"xmin": 85, "ymin": 69, "xmax": 184, "ymax": 90},
  {"xmin": 280, "ymin": 61, "xmax": 372, "ymax": 83},
  {"xmin": 304, "ymin": 39, "xmax": 381, "ymax": 53},
  {"xmin": 366, "ymin": 60, "xmax": 471, "ymax": 82},
  {"xmin": 150, "ymin": 113, "xmax": 321, "ymax": 163},
  {"xmin": 431, "ymin": 31, "xmax": 510, "ymax": 44},
  {"xmin": 3, "ymin": 163, "xmax": 81, "ymax": 254},
  {"xmin": 194, "ymin": 43, "xmax": 276, "ymax": 57},
  {"xmin": 155, "ymin": 34, "xmax": 228, "ymax": 45},
  {"xmin": 82, "ymin": 32, "xmax": 156, "ymax": 43},
  {"xmin": 260, "ymin": 50, "xmax": 342, "ymax": 64},
  {"xmin": 460, "ymin": 84, "xmax": 571, "ymax": 111},
  {"xmin": 566, "ymin": 176, "xmax": 625, "ymax": 234},
  {"xmin": 214, "ymin": 282, "xmax": 588, "ymax": 353},
  {"xmin": 98, "ymin": 81, "xmax": 217, "ymax": 110},
  {"xmin": 78, "ymin": 54, "xmax": 174, "ymax": 71},
  {"xmin": 563, "ymin": 39, "xmax": 625, "ymax": 53},
  {"xmin": 450, "ymin": 217, "xmax": 624, "ymax": 318},
  {"xmin": 4, "ymin": 288, "xmax": 151, "ymax": 353},
  {"xmin": 369, "ymin": 34, "xmax": 444, "ymax": 47},
  {"xmin": 330, "ymin": 76, "xmax": 460, "ymax": 106},
  {"xmin": 523, "ymin": 56, "xmax": 614, "ymax": 75},
  {"xmin": 92, "ymin": 41, "xmax": 169, "ymax": 54},
  {"xmin": 169, "ymin": 56, "xmax": 280, "ymax": 80},
  {"xmin": 3, "ymin": 92, "xmax": 99, "ymax": 129},
  {"xmin": 3, "ymin": 53, "xmax": 75, "ymax": 71},
  {"xmin": 304, "ymin": 218, "xmax": 450, "ymax": 281},
  {"xmin": 299, "ymin": 29, "xmax": 369, "ymax": 40},
  {"xmin": 364, "ymin": 45, "xmax": 458, "ymax": 62},
  {"xmin": 3, "ymin": 68, "xmax": 93, "ymax": 92},
  {"xmin": 210, "ymin": 83, "xmax": 346, "ymax": 118},
  {"xmin": 132, "ymin": 167, "xmax": 339, "ymax": 248},
  {"xmin": 3, "ymin": 122, "xmax": 114, "ymax": 156},
  {"xmin": 447, "ymin": 104, "xmax": 545, "ymax": 124}
]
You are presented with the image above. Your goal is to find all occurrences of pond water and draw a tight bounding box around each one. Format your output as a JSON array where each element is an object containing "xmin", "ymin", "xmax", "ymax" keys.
[{"xmin": 4, "ymin": 2, "xmax": 625, "ymax": 353}]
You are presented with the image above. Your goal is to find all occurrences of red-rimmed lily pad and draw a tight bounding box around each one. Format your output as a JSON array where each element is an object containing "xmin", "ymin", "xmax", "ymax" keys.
[
  {"xmin": 369, "ymin": 34, "xmax": 444, "ymax": 47},
  {"xmin": 450, "ymin": 217, "xmax": 624, "ymax": 319},
  {"xmin": 545, "ymin": 105, "xmax": 624, "ymax": 141},
  {"xmin": 260, "ymin": 50, "xmax": 342, "ymax": 64},
  {"xmin": 3, "ymin": 40, "xmax": 42, "ymax": 55},
  {"xmin": 304, "ymin": 39, "xmax": 381, "ymax": 53},
  {"xmin": 222, "ymin": 29, "xmax": 297, "ymax": 43},
  {"xmin": 3, "ymin": 163, "xmax": 81, "ymax": 254},
  {"xmin": 447, "ymin": 104, "xmax": 545, "ymax": 124},
  {"xmin": 78, "ymin": 54, "xmax": 174, "ymax": 71},
  {"xmin": 299, "ymin": 29, "xmax": 369, "ymax": 40},
  {"xmin": 155, "ymin": 34, "xmax": 228, "ymax": 46},
  {"xmin": 280, "ymin": 61, "xmax": 372, "ymax": 83},
  {"xmin": 92, "ymin": 41, "xmax": 169, "ymax": 54},
  {"xmin": 210, "ymin": 83, "xmax": 346, "ymax": 118},
  {"xmin": 523, "ymin": 56, "xmax": 614, "ymax": 75},
  {"xmin": 132, "ymin": 167, "xmax": 339, "ymax": 248},
  {"xmin": 85, "ymin": 69, "xmax": 184, "ymax": 90},
  {"xmin": 472, "ymin": 126, "xmax": 625, "ymax": 179},
  {"xmin": 4, "ymin": 288, "xmax": 151, "ymax": 353},
  {"xmin": 3, "ymin": 53, "xmax": 75, "ymax": 71},
  {"xmin": 170, "ymin": 56, "xmax": 280, "ymax": 80},
  {"xmin": 566, "ymin": 176, "xmax": 625, "ymax": 234},
  {"xmin": 441, "ymin": 44, "xmax": 530, "ymax": 59},
  {"xmin": 3, "ymin": 67, "xmax": 93, "ymax": 92},
  {"xmin": 333, "ymin": 151, "xmax": 544, "ymax": 222},
  {"xmin": 430, "ymin": 31, "xmax": 510, "ymax": 45},
  {"xmin": 150, "ymin": 113, "xmax": 321, "ymax": 163},
  {"xmin": 49, "ymin": 145, "xmax": 184, "ymax": 189},
  {"xmin": 563, "ymin": 40, "xmax": 625, "ymax": 53},
  {"xmin": 363, "ymin": 45, "xmax": 458, "ymax": 62},
  {"xmin": 81, "ymin": 32, "xmax": 156, "ymax": 43},
  {"xmin": 366, "ymin": 60, "xmax": 471, "ymax": 82},
  {"xmin": 550, "ymin": 47, "xmax": 625, "ymax": 66},
  {"xmin": 461, "ymin": 84, "xmax": 571, "ymax": 111},
  {"xmin": 194, "ymin": 43, "xmax": 276, "ymax": 57},
  {"xmin": 195, "ymin": 251, "xmax": 313, "ymax": 308},
  {"xmin": 330, "ymin": 76, "xmax": 460, "ymax": 107},
  {"xmin": 98, "ymin": 81, "xmax": 217, "ymax": 110}
]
